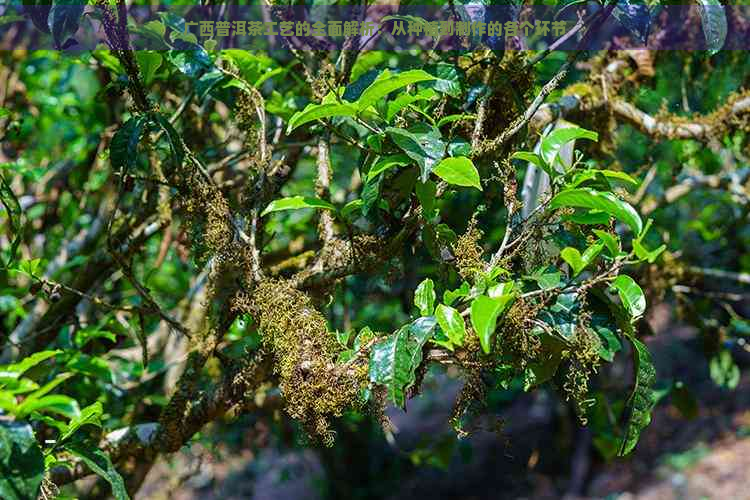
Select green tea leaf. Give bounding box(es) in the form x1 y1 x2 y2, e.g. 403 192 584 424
487 281 514 298
0 173 22 268
541 127 598 169
423 63 463 97
261 196 336 216
353 326 375 352
570 169 639 189
633 240 666 264
448 138 471 157
560 247 584 276
74 326 117 348
167 43 212 77
550 188 643 234
432 157 482 191
151 113 185 168
592 229 622 258
130 20 168 49
437 113 476 128
286 102 358 133
355 69 436 111
64 442 130 500
560 241 604 277
110 115 150 173
66 354 113 383
0 421 44 500
16 394 80 419
610 275 646 319
590 312 622 362
0 378 37 397
222 50 277 86
369 318 436 408
612 0 651 42
524 331 565 390
510 151 545 168
361 174 383 216
415 180 437 217
619 337 657 456
341 199 363 219
386 126 445 182
366 154 411 181
435 304 466 348
470 295 515 354
511 151 556 178
709 350 740 389
696 0 727 54
414 278 436 316
343 69 380 102
24 373 74 401
48 0 84 49
407 317 437 378
386 89 436 122
0 390 17 412
524 266 563 291
59 402 103 444
538 292 580 341
369 326 411 408
0 350 62 381
136 51 163 86
561 210 611 225
444 282 470 306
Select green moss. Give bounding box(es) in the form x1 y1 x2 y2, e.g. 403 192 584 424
452 217 485 281
497 300 542 371
561 326 602 424
179 180 234 265
234 280 368 445
235 88 268 172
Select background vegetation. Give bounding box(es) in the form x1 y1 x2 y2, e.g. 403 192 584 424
2 1 750 498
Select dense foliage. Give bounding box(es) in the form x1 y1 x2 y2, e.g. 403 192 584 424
2 1 750 498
